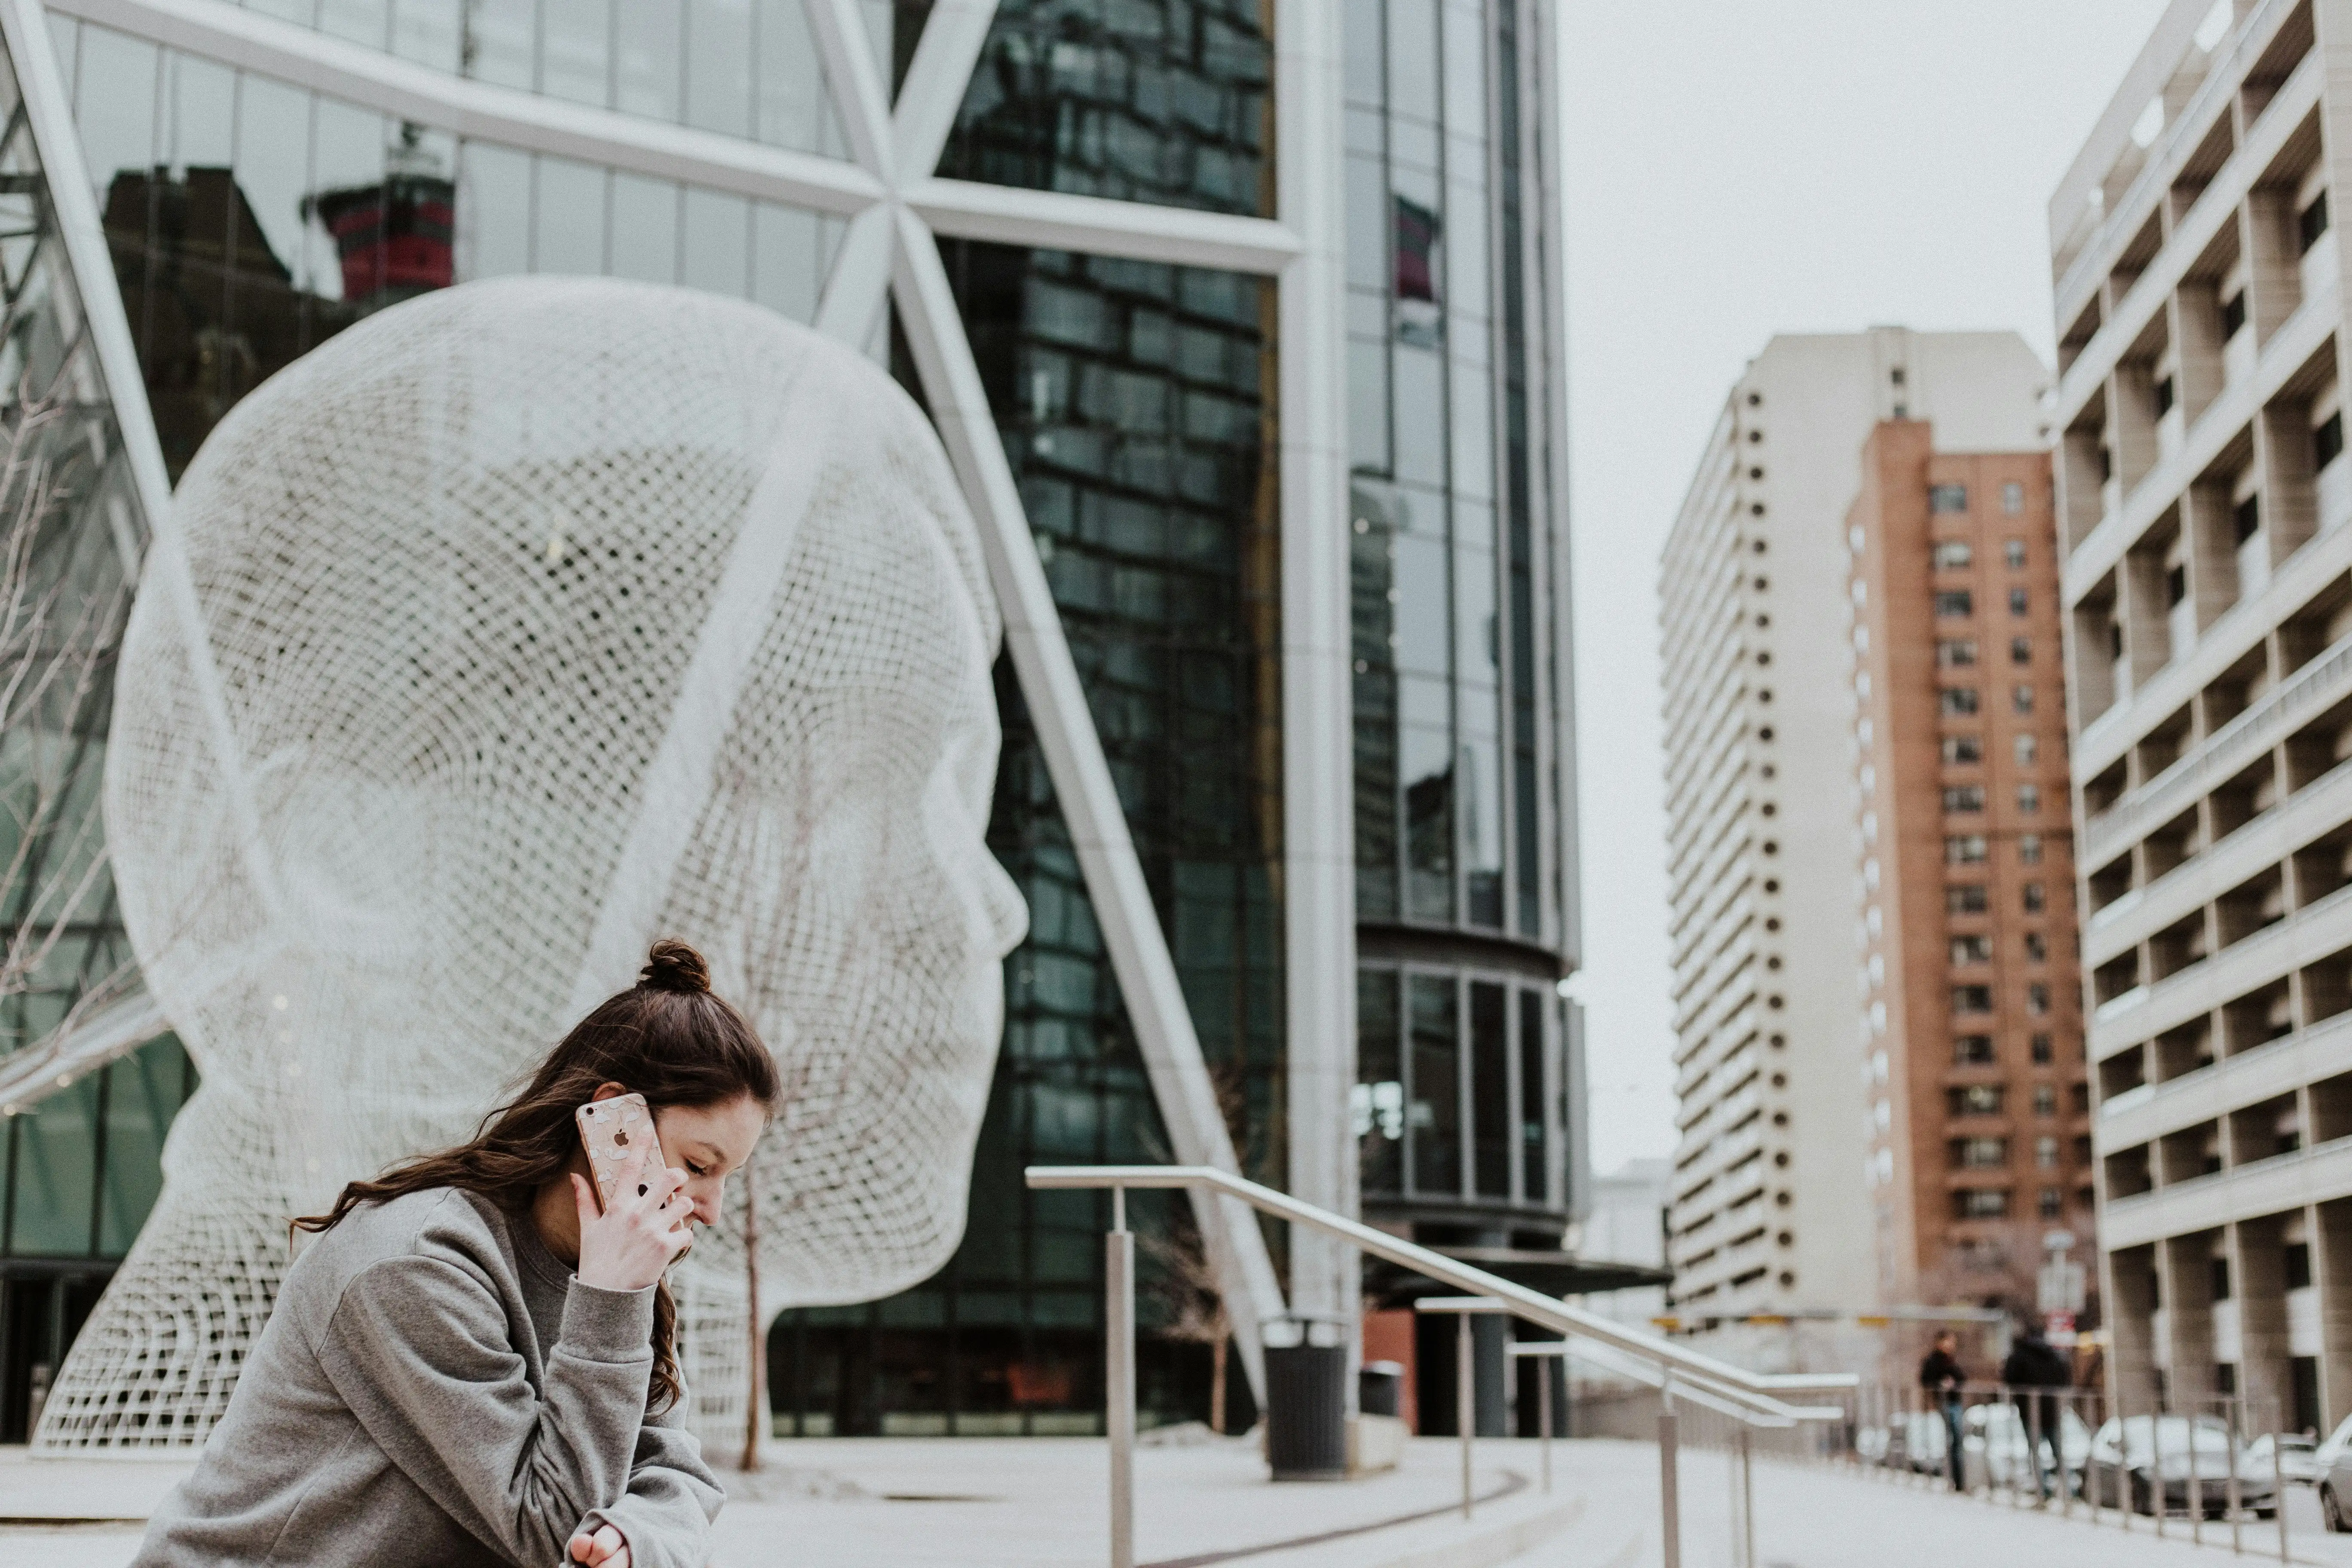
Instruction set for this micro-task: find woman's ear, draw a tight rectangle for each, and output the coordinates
[589,1081,628,1102]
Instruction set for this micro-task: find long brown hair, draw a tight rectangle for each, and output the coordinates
[295,938,778,1412]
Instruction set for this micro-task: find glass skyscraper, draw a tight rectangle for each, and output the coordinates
[0,0,1575,1441]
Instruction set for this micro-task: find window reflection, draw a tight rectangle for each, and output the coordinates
[1408,974,1458,1194]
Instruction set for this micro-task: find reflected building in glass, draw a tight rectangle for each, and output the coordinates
[0,0,1583,1442]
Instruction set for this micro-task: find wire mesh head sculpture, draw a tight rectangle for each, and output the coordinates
[40,277,1026,1448]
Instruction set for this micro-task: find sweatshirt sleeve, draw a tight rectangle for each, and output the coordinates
[311,1253,664,1567]
[577,1383,725,1568]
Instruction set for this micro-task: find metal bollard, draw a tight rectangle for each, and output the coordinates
[1739,1424,1756,1568]
[1537,1352,1552,1495]
[1659,1375,1682,1568]
[2189,1399,2203,1547]
[2225,1397,2242,1556]
[1106,1187,1136,1568]
[2278,1427,2293,1564]
[1456,1315,1473,1521]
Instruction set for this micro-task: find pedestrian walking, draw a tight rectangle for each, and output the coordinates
[2002,1320,2072,1503]
[1920,1331,1969,1493]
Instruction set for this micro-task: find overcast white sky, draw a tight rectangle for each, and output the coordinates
[1557,0,2179,1177]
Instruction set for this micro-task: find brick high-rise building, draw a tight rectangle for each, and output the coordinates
[1847,425,2093,1326]
[1657,330,2047,1357]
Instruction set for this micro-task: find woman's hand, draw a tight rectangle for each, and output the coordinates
[570,1145,689,1293]
[568,1522,631,1566]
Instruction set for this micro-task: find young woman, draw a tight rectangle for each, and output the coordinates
[134,940,778,1568]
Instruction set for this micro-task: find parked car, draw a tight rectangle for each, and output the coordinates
[2086,1415,2278,1518]
[2311,1418,2352,1529]
[1969,1401,2092,1491]
[1882,1402,2089,1489]
[2275,1432,2320,1485]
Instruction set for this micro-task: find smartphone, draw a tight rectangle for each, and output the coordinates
[576,1093,668,1214]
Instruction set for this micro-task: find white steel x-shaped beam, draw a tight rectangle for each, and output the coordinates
[799,0,1291,1394]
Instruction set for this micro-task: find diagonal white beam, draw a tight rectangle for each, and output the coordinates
[811,201,896,352]
[49,0,884,214]
[799,0,895,184]
[889,0,997,180]
[889,206,1285,1398]
[0,0,279,919]
[910,177,1301,276]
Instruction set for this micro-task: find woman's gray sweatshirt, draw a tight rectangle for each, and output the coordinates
[132,1186,723,1568]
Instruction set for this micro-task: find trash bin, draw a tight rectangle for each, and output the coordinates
[1265,1319,1348,1481]
[1359,1360,1404,1418]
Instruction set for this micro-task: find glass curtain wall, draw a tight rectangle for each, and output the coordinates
[767,0,1281,1437]
[1346,0,1569,1240]
[0,30,195,1443]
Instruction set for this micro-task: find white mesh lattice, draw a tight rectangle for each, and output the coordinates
[39,276,1025,1450]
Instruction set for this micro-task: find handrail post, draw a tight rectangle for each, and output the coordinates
[2189,1395,2204,1546]
[1457,1313,1474,1520]
[1537,1348,1553,1494]
[1107,1185,1135,1568]
[1737,1423,1755,1568]
[2224,1395,2242,1556]
[1659,1370,1682,1568]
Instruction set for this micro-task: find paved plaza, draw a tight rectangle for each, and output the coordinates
[12,1433,2352,1567]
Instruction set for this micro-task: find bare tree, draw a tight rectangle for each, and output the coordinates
[1141,1208,1230,1435]
[741,1172,763,1470]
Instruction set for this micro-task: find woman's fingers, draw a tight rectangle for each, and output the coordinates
[589,1523,629,1565]
[570,1172,598,1223]
[567,1529,595,1562]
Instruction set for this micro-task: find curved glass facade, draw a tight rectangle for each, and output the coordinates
[1344,0,1577,1256]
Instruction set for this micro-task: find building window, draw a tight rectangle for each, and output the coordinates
[2288,1243,2314,1290]
[1934,590,1974,618]
[1950,934,1992,965]
[1943,784,1985,813]
[1940,687,1980,717]
[2017,784,2040,813]
[2165,563,2187,607]
[2153,375,2176,417]
[2002,488,2025,521]
[2221,290,2248,339]
[2029,1084,2056,1118]
[2038,1187,2063,1218]
[2236,493,2261,545]
[1951,1087,2003,1118]
[2030,1033,2053,1064]
[2300,189,2331,255]
[1954,1137,2008,1168]
[2023,882,2046,913]
[1945,835,1988,864]
[2010,636,2032,665]
[1951,984,1994,1014]
[1932,539,1974,569]
[2024,931,2047,963]
[2026,982,2051,1015]
[2018,834,2043,865]
[1953,1037,1996,1068]
[2012,685,2034,715]
[2036,1135,2060,1168]
[1955,1188,2012,1219]
[1946,884,1988,914]
[1936,638,1978,668]
[2318,410,2346,471]
[1942,735,1982,764]
[1929,484,1969,513]
[2015,733,2037,765]
[2008,587,2028,616]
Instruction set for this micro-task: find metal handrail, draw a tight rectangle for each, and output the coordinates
[1028,1163,1857,1568]
[1026,1163,1856,1401]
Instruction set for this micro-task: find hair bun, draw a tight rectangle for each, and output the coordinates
[638,939,711,995]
